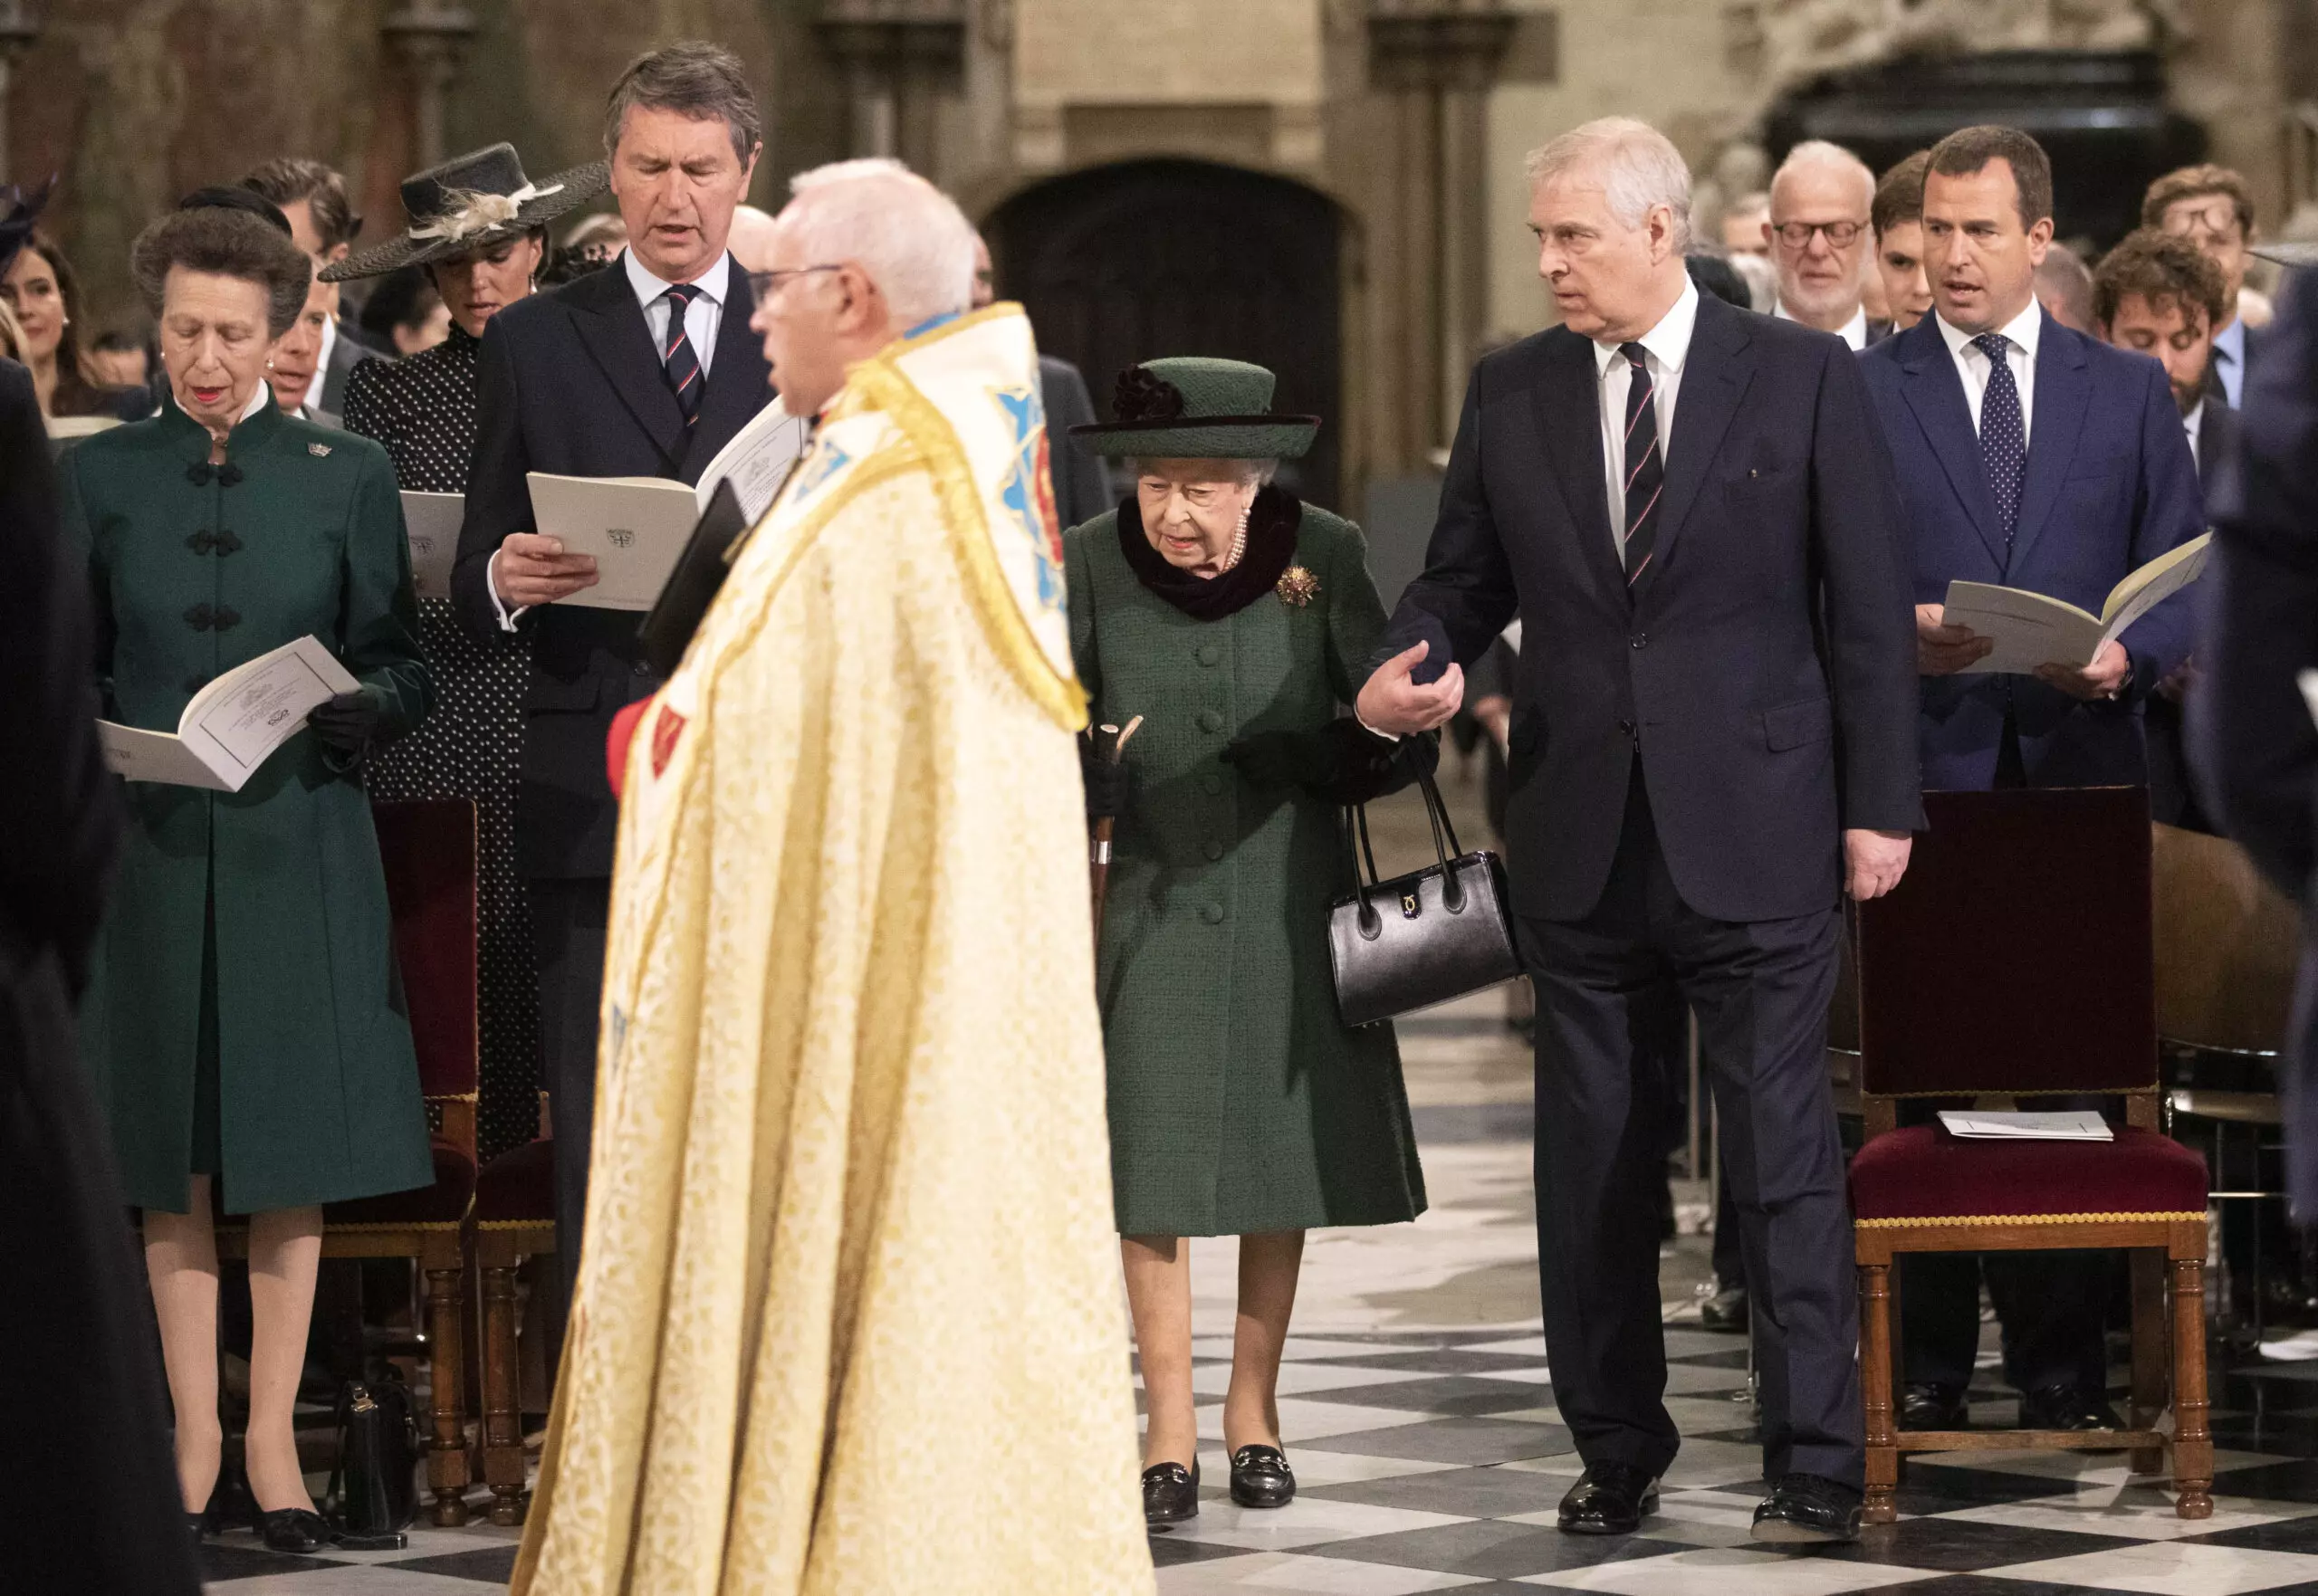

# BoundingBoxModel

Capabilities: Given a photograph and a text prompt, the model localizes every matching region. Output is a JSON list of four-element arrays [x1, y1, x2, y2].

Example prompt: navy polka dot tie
[[662, 282, 703, 429], [1973, 331, 2025, 546]]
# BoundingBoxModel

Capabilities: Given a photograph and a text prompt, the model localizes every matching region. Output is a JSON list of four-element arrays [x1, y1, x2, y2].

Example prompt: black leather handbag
[[1327, 764, 1521, 1027], [324, 1376, 420, 1550]]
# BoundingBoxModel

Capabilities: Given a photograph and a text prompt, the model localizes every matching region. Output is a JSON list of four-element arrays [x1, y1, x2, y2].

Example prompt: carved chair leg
[[1859, 1260, 1899, 1525], [2170, 1253, 2213, 1519], [2129, 1249, 2166, 1475], [480, 1258, 528, 1525], [424, 1260, 471, 1526]]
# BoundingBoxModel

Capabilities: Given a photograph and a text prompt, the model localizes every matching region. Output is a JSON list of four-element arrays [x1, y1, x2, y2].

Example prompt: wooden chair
[[1848, 787, 2213, 1524], [216, 798, 482, 1524], [470, 1127, 555, 1524]]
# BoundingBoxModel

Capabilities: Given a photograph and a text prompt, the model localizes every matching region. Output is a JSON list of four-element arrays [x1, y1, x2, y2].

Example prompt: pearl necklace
[[1220, 501, 1251, 573]]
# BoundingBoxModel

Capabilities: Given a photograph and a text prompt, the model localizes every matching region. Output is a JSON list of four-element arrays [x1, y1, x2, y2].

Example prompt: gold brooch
[[1277, 565, 1319, 607]]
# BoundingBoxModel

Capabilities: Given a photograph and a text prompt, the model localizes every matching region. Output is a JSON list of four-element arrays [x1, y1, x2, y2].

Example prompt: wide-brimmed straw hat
[[1071, 357, 1319, 461], [322, 142, 608, 282]]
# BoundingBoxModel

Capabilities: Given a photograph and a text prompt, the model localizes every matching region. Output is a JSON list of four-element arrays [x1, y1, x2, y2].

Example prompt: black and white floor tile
[[191, 770, 2318, 1592]]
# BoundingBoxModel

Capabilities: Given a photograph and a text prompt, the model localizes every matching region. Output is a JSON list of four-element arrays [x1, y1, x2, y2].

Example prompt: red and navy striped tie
[[661, 282, 703, 429], [1619, 342, 1663, 588]]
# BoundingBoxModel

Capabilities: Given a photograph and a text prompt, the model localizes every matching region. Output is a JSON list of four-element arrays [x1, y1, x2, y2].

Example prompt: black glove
[[1080, 736, 1131, 820], [1221, 718, 1401, 804], [308, 689, 382, 766]]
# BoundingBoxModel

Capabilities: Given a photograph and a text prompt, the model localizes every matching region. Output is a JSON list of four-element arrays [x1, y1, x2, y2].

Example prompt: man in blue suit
[[1859, 125, 2205, 1434]]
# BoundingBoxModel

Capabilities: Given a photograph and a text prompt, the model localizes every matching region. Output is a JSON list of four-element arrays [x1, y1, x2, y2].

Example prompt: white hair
[[1524, 117, 1693, 252], [1770, 140, 1875, 215], [779, 158, 977, 328]]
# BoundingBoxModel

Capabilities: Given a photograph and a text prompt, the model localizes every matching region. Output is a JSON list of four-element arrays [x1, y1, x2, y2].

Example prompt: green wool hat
[[1070, 356, 1319, 461]]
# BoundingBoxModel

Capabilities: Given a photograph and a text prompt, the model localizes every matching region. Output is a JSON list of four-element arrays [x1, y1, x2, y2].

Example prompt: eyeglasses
[[2160, 201, 2245, 243], [1770, 220, 1866, 249], [746, 264, 844, 300]]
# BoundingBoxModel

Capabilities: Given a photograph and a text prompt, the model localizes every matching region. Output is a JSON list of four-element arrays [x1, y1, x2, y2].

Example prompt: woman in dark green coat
[[62, 202, 433, 1553], [1067, 358, 1428, 1527]]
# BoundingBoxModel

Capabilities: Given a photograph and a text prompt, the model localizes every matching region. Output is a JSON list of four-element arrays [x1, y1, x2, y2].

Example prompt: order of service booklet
[[399, 491, 465, 601], [98, 635, 359, 792], [524, 404, 810, 612], [1940, 533, 2212, 675]]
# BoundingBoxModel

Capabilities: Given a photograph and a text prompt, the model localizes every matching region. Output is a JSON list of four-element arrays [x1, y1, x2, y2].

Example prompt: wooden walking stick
[[1087, 715, 1144, 950]]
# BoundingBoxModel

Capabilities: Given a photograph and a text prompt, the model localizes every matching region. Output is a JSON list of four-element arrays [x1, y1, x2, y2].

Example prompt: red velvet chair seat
[[323, 1137, 477, 1228], [1850, 1123, 2208, 1225], [474, 1136, 556, 1226]]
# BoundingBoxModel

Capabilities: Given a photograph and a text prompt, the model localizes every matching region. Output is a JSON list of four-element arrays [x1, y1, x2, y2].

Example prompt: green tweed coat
[[62, 398, 436, 1215], [1067, 500, 1426, 1238]]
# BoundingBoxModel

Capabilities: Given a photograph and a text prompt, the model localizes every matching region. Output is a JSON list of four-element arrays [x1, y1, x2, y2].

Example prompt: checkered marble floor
[[187, 768, 2318, 1592]]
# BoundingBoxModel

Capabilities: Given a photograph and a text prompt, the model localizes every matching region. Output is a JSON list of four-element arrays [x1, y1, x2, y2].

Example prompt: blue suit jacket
[[1859, 309, 2205, 791]]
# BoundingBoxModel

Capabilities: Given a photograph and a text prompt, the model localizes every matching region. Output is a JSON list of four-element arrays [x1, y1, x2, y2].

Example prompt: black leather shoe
[[1143, 1461, 1200, 1526], [1230, 1444, 1296, 1508], [1751, 1472, 1863, 1544], [1901, 1381, 1968, 1429], [1698, 1283, 1749, 1333], [1557, 1461, 1660, 1535], [258, 1507, 332, 1553], [2020, 1384, 2121, 1431]]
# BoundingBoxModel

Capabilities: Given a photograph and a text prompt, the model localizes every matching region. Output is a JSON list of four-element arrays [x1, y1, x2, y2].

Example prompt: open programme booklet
[[524, 404, 810, 612], [1940, 534, 2211, 675], [1937, 1110, 2112, 1142], [99, 635, 358, 792], [399, 491, 465, 600]]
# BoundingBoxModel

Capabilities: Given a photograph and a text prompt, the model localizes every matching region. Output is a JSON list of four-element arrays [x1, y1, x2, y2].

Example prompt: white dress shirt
[[2210, 315, 2246, 411], [2183, 397, 2206, 470], [303, 314, 337, 414], [1933, 300, 2042, 446], [625, 248, 732, 377], [489, 250, 738, 627], [1593, 275, 1700, 559], [1774, 299, 1870, 352]]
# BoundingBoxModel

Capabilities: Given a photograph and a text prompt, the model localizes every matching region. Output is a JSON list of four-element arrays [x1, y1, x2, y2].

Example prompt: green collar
[[158, 387, 286, 461]]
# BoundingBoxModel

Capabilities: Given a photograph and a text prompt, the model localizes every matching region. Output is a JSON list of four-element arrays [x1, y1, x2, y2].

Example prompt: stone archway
[[987, 158, 1345, 508]]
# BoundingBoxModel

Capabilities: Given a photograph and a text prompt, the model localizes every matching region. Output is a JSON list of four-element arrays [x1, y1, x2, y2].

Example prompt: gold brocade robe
[[512, 307, 1154, 1596]]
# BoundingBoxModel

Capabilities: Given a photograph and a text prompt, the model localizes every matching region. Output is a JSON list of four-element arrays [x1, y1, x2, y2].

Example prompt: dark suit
[[1861, 310, 2204, 790], [0, 359, 198, 1595], [2194, 272, 2318, 1216], [1860, 310, 2203, 1400], [1382, 290, 1920, 1486], [1039, 354, 1111, 530], [2146, 400, 2237, 832], [452, 256, 774, 1326]]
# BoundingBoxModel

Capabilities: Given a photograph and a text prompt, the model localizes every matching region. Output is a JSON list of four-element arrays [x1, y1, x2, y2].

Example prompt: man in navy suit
[[1858, 125, 2204, 1436], [2144, 164, 2265, 412], [1359, 117, 1920, 1545], [451, 42, 777, 1336]]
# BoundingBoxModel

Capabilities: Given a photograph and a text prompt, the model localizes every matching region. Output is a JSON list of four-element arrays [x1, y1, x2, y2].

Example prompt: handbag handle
[[1345, 749, 1468, 936]]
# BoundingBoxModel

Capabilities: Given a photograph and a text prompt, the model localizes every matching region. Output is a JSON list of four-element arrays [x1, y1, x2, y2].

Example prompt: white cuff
[[1355, 712, 1401, 743], [486, 549, 530, 632]]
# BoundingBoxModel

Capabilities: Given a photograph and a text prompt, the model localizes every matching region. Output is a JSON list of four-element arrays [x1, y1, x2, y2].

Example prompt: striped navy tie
[[1619, 342, 1664, 587], [661, 282, 704, 429]]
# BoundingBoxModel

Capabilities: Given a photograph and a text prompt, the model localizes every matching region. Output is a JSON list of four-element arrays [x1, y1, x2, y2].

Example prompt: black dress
[[342, 328, 539, 1158]]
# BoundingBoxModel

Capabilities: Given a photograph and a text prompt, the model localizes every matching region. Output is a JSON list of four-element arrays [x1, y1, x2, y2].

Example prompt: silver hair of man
[[1770, 139, 1876, 215], [778, 158, 977, 330], [1524, 117, 1693, 253]]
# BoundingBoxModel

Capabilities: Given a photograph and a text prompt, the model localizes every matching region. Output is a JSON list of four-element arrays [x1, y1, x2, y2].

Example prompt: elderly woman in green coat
[[1066, 358, 1429, 1527], [62, 200, 433, 1553]]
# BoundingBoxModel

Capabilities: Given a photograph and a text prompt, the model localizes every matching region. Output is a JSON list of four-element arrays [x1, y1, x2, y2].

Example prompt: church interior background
[[21, 3, 2318, 1591]]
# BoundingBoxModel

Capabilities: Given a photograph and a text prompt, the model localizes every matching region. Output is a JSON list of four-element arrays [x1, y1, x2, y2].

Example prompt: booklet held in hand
[[99, 636, 359, 791], [1940, 534, 2211, 675]]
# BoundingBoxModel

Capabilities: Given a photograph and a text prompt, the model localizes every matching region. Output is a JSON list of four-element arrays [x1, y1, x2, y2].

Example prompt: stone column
[[0, 1, 41, 183], [1366, 0, 1514, 457], [383, 2, 479, 172], [816, 0, 967, 174]]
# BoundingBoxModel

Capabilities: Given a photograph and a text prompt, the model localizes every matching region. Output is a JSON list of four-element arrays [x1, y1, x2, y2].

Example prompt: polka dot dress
[[343, 327, 541, 1161]]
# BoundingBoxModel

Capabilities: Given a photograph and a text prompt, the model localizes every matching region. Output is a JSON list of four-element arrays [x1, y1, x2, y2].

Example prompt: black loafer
[[1143, 1460, 1200, 1526], [1751, 1472, 1863, 1544], [2021, 1384, 2121, 1431], [1901, 1381, 1968, 1430], [1230, 1444, 1296, 1509], [258, 1507, 332, 1553], [1557, 1461, 1660, 1534], [1699, 1283, 1749, 1333]]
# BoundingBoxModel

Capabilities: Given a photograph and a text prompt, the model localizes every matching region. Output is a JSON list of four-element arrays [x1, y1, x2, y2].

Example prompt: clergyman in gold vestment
[[511, 158, 1154, 1595]]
